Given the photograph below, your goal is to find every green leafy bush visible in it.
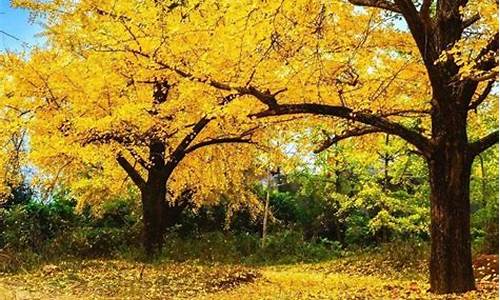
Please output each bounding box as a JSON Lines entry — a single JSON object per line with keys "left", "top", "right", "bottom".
{"left": 0, "top": 196, "right": 77, "bottom": 251}
{"left": 0, "top": 192, "right": 141, "bottom": 260}
{"left": 251, "top": 230, "right": 341, "bottom": 264}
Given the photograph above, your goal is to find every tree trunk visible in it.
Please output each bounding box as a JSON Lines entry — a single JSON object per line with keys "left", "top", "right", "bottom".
{"left": 428, "top": 109, "right": 475, "bottom": 293}
{"left": 141, "top": 176, "right": 167, "bottom": 255}
{"left": 141, "top": 140, "right": 169, "bottom": 256}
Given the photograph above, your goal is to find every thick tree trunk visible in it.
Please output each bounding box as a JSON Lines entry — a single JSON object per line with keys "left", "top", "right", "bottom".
{"left": 428, "top": 109, "right": 475, "bottom": 293}
{"left": 141, "top": 177, "right": 167, "bottom": 255}
{"left": 142, "top": 186, "right": 193, "bottom": 254}
{"left": 141, "top": 140, "right": 169, "bottom": 256}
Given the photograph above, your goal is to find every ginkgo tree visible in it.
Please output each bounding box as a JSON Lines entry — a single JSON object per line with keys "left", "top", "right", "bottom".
{"left": 1, "top": 47, "right": 279, "bottom": 254}
{"left": 249, "top": 0, "right": 499, "bottom": 293}
{"left": 8, "top": 0, "right": 499, "bottom": 294}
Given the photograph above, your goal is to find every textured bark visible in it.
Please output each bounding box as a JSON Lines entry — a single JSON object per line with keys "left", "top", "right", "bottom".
{"left": 141, "top": 140, "right": 168, "bottom": 255}
{"left": 428, "top": 154, "right": 474, "bottom": 293}
{"left": 141, "top": 160, "right": 193, "bottom": 254}
{"left": 141, "top": 175, "right": 191, "bottom": 254}
{"left": 427, "top": 99, "right": 475, "bottom": 293}
{"left": 141, "top": 177, "right": 167, "bottom": 255}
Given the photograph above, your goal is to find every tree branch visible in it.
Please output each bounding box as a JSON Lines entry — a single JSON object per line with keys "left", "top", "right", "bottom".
{"left": 393, "top": 0, "right": 442, "bottom": 89}
{"left": 251, "top": 103, "right": 432, "bottom": 157}
{"left": 347, "top": 0, "right": 401, "bottom": 13}
{"left": 126, "top": 147, "right": 150, "bottom": 170}
{"left": 96, "top": 45, "right": 286, "bottom": 109}
{"left": 379, "top": 108, "right": 430, "bottom": 117}
{"left": 94, "top": 7, "right": 131, "bottom": 21}
{"left": 468, "top": 71, "right": 498, "bottom": 82}
{"left": 122, "top": 48, "right": 282, "bottom": 108}
{"left": 314, "top": 126, "right": 382, "bottom": 153}
{"left": 184, "top": 137, "right": 254, "bottom": 154}
{"left": 116, "top": 153, "right": 146, "bottom": 190}
{"left": 462, "top": 13, "right": 481, "bottom": 30}
{"left": 81, "top": 127, "right": 148, "bottom": 147}
{"left": 477, "top": 31, "right": 499, "bottom": 58}
{"left": 469, "top": 130, "right": 499, "bottom": 157}
{"left": 164, "top": 116, "right": 212, "bottom": 173}
{"left": 475, "top": 32, "right": 499, "bottom": 72}
{"left": 469, "top": 80, "right": 495, "bottom": 111}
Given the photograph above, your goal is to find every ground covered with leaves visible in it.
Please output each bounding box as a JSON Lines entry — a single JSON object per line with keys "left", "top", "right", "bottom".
{"left": 0, "top": 250, "right": 497, "bottom": 300}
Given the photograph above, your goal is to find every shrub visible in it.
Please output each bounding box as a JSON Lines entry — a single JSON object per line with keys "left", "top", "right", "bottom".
{"left": 0, "top": 197, "right": 77, "bottom": 251}
{"left": 250, "top": 230, "right": 341, "bottom": 264}
{"left": 0, "top": 193, "right": 141, "bottom": 259}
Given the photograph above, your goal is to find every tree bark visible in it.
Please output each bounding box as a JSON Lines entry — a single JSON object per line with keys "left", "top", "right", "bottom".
{"left": 141, "top": 160, "right": 193, "bottom": 255}
{"left": 141, "top": 176, "right": 167, "bottom": 255}
{"left": 141, "top": 140, "right": 169, "bottom": 255}
{"left": 428, "top": 108, "right": 475, "bottom": 293}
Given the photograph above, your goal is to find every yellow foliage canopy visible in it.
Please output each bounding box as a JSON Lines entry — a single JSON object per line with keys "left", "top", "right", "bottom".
{"left": 2, "top": 0, "right": 498, "bottom": 209}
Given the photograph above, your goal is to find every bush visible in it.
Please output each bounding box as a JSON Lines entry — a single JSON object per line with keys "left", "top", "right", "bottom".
{"left": 1, "top": 182, "right": 33, "bottom": 209}
{"left": 158, "top": 230, "right": 340, "bottom": 265}
{"left": 0, "top": 192, "right": 141, "bottom": 261}
{"left": 0, "top": 196, "right": 77, "bottom": 251}
{"left": 250, "top": 230, "right": 341, "bottom": 264}
{"left": 68, "top": 226, "right": 137, "bottom": 257}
